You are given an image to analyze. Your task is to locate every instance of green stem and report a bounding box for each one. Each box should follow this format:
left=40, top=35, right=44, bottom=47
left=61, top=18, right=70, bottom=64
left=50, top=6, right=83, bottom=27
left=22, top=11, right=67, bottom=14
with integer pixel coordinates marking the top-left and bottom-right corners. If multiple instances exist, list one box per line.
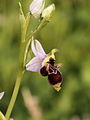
left=5, top=70, right=24, bottom=120
left=5, top=36, right=32, bottom=120
left=26, top=19, right=46, bottom=41
left=5, top=41, right=26, bottom=120
left=5, top=15, right=46, bottom=120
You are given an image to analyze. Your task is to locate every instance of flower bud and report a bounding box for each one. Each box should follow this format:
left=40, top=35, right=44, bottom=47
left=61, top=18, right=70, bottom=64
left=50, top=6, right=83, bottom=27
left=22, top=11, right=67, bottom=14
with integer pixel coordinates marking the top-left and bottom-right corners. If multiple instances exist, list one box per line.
left=41, top=4, right=55, bottom=21
left=29, top=0, right=45, bottom=19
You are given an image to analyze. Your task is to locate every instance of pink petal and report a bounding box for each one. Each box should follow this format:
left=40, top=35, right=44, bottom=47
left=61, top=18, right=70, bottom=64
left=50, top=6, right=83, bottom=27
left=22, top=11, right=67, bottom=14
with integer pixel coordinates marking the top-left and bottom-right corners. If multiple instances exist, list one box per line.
left=0, top=92, right=4, bottom=100
left=35, top=40, right=46, bottom=56
left=31, top=40, right=46, bottom=57
left=31, top=40, right=38, bottom=56
left=26, top=57, right=43, bottom=72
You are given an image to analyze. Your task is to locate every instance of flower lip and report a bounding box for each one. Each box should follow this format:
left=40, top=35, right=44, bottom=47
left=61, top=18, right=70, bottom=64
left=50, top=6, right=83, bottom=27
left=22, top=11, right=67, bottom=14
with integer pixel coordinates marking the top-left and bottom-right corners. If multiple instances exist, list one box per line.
left=40, top=65, right=48, bottom=76
left=48, top=70, right=62, bottom=85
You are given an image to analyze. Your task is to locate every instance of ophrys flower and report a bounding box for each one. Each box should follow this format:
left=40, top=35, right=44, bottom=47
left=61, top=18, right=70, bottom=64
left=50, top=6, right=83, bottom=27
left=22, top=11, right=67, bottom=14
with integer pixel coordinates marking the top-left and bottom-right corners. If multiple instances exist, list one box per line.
left=26, top=40, right=62, bottom=91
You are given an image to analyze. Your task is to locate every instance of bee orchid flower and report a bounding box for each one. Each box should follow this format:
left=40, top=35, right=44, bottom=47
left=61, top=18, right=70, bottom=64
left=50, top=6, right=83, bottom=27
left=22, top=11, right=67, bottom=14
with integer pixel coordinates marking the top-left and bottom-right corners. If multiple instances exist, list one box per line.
left=26, top=40, right=62, bottom=91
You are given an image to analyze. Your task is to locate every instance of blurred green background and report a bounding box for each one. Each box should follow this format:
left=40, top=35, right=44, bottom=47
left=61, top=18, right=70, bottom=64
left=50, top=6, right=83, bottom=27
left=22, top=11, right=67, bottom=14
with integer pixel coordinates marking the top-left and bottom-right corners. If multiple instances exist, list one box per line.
left=0, top=0, right=90, bottom=120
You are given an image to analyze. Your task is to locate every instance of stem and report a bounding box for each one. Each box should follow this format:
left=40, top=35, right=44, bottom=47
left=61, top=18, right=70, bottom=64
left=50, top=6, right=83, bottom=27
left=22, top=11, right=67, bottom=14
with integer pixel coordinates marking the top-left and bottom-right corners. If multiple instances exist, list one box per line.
left=5, top=36, right=32, bottom=120
left=26, top=19, right=46, bottom=41
left=5, top=41, right=26, bottom=120
left=5, top=13, right=46, bottom=120
left=5, top=28, right=35, bottom=120
left=5, top=70, right=24, bottom=120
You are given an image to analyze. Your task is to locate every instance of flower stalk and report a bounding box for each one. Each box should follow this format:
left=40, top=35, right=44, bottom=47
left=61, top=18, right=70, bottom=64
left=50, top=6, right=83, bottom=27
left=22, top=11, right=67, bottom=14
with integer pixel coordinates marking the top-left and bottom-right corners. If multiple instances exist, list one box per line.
left=5, top=70, right=23, bottom=120
left=5, top=3, right=30, bottom=120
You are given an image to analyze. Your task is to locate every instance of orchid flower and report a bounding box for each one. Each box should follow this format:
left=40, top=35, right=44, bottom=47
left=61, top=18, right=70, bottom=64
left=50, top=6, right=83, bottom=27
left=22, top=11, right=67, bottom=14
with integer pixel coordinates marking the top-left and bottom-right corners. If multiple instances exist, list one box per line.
left=29, top=0, right=45, bottom=19
left=0, top=92, right=4, bottom=100
left=26, top=40, right=62, bottom=91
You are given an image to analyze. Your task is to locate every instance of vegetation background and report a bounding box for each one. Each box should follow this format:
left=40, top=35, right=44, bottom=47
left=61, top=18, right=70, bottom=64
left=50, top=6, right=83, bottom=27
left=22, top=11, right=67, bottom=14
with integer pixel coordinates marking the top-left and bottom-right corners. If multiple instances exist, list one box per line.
left=0, top=0, right=90, bottom=120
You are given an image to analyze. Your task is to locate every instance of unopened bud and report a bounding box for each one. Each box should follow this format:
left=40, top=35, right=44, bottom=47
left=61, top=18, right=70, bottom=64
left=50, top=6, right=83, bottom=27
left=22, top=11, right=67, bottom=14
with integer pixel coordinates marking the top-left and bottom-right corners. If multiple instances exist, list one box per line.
left=41, top=4, right=55, bottom=21
left=29, top=0, right=45, bottom=19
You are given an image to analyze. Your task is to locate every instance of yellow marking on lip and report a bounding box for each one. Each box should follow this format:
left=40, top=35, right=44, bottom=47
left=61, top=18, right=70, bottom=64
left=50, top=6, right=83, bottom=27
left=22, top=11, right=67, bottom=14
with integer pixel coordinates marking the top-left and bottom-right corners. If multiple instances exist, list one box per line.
left=53, top=86, right=61, bottom=92
left=53, top=82, right=62, bottom=92
left=42, top=49, right=58, bottom=66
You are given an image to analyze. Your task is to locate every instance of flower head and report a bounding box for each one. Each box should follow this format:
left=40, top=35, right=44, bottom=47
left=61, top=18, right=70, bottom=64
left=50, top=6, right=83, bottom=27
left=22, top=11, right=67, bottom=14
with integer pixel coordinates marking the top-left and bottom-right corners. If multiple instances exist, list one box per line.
left=26, top=40, right=62, bottom=91
left=29, top=0, right=45, bottom=19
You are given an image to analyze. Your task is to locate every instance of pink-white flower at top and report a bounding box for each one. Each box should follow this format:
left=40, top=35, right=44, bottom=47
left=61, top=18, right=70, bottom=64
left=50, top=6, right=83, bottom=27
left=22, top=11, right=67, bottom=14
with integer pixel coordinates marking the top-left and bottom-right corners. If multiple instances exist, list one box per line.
left=29, top=0, right=45, bottom=19
left=0, top=92, right=4, bottom=100
left=26, top=40, right=47, bottom=72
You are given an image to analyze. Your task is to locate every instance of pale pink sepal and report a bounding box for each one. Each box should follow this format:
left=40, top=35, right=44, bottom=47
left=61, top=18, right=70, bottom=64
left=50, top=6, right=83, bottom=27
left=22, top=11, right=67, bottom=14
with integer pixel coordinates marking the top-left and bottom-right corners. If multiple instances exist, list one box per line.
left=31, top=40, right=38, bottom=56
left=26, top=56, right=43, bottom=72
left=31, top=40, right=46, bottom=57
left=0, top=92, right=4, bottom=100
left=26, top=40, right=47, bottom=72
